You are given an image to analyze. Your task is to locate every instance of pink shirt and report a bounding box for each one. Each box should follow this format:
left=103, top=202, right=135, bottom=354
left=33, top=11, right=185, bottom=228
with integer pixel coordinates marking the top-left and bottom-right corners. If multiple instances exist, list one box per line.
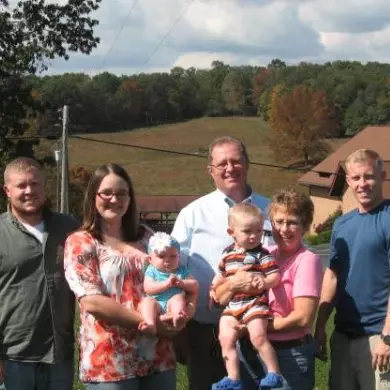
left=266, top=246, right=323, bottom=341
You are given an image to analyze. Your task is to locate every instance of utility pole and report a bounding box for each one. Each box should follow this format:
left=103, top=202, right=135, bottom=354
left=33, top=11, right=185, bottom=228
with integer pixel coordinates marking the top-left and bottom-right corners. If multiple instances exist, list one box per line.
left=60, top=105, right=69, bottom=214
left=54, top=148, right=61, bottom=212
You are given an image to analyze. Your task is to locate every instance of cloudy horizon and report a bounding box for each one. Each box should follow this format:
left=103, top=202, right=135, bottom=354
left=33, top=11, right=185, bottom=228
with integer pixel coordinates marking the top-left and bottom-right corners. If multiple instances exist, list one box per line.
left=43, top=0, right=390, bottom=75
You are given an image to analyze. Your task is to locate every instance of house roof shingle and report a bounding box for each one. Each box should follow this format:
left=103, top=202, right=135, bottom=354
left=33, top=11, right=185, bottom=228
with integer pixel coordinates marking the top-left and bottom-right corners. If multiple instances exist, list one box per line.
left=299, top=126, right=390, bottom=188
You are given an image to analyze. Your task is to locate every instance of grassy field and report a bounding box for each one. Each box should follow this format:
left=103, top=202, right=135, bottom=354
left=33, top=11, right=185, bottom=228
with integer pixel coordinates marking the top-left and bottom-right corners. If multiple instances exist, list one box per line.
left=64, top=116, right=302, bottom=197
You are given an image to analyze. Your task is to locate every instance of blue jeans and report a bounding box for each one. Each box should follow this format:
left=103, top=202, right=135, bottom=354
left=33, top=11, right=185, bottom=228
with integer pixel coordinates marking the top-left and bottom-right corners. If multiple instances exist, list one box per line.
left=3, top=360, right=73, bottom=390
left=238, top=336, right=315, bottom=390
left=85, top=369, right=176, bottom=390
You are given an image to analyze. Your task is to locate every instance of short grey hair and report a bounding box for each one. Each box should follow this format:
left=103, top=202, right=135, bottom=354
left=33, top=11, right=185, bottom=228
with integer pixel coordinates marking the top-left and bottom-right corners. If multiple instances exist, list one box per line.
left=207, top=136, right=249, bottom=167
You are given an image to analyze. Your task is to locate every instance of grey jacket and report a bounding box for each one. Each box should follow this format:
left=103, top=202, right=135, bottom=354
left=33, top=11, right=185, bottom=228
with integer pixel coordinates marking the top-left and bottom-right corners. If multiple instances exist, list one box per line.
left=0, top=208, right=79, bottom=363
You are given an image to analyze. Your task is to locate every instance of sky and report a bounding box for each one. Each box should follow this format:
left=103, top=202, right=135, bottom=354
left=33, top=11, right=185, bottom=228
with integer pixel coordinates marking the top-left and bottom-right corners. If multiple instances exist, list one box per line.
left=45, top=0, right=390, bottom=75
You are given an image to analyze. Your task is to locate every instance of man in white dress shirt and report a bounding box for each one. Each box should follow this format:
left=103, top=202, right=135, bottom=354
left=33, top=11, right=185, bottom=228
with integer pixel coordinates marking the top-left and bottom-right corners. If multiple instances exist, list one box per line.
left=172, top=136, right=271, bottom=390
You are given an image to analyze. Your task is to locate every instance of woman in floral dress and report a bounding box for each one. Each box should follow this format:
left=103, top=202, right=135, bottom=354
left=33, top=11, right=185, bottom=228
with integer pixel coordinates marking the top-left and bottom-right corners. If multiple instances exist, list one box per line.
left=64, top=163, right=176, bottom=390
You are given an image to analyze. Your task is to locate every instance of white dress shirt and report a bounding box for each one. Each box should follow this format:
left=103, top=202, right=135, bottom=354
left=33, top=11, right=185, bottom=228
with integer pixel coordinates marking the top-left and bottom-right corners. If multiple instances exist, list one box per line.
left=171, top=189, right=272, bottom=324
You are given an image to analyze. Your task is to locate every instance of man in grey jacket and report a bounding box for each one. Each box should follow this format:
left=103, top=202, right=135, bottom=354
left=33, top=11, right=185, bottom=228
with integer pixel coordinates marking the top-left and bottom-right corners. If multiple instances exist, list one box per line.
left=0, top=157, right=79, bottom=390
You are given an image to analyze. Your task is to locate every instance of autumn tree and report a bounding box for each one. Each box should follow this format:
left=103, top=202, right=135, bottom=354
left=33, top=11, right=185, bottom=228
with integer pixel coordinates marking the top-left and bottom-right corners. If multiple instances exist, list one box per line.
left=268, top=85, right=338, bottom=167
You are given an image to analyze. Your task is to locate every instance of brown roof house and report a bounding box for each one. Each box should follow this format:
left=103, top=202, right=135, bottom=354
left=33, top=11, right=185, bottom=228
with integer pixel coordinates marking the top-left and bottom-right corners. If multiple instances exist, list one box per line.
left=299, top=126, right=390, bottom=233
left=137, top=195, right=199, bottom=233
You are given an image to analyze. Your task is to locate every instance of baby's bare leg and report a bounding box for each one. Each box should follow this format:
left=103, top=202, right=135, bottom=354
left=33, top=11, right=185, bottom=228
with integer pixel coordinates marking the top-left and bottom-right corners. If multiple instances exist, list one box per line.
left=166, top=293, right=187, bottom=328
left=219, top=315, right=241, bottom=380
left=139, top=297, right=160, bottom=335
left=246, top=317, right=280, bottom=374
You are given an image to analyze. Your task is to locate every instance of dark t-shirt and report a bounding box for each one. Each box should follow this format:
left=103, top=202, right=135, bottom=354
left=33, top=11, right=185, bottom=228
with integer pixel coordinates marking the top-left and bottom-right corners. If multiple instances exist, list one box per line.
left=330, top=200, right=390, bottom=335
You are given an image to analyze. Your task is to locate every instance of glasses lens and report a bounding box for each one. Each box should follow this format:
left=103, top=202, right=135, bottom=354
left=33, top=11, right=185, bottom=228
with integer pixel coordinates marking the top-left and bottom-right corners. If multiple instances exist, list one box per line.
left=98, top=191, right=129, bottom=200
left=214, top=160, right=243, bottom=170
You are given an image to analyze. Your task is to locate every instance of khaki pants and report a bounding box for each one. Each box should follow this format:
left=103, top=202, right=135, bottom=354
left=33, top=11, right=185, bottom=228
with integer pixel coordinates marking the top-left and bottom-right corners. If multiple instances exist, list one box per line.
left=330, top=330, right=390, bottom=390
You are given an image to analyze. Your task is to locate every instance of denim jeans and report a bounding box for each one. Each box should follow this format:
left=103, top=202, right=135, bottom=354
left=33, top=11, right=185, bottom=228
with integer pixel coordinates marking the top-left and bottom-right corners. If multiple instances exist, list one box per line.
left=85, top=369, right=176, bottom=390
left=238, top=336, right=315, bottom=390
left=3, top=359, right=73, bottom=390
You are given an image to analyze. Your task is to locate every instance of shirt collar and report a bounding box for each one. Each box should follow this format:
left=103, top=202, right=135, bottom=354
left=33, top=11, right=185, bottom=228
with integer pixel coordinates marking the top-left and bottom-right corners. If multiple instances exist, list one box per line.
left=216, top=186, right=253, bottom=208
left=7, top=204, right=50, bottom=230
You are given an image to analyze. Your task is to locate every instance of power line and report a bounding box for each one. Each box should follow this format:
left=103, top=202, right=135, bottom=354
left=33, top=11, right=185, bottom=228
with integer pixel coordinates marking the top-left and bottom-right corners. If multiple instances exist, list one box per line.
left=98, top=0, right=140, bottom=72
left=70, top=134, right=209, bottom=159
left=70, top=135, right=390, bottom=181
left=68, top=134, right=311, bottom=172
left=7, top=133, right=390, bottom=181
left=138, top=0, right=195, bottom=71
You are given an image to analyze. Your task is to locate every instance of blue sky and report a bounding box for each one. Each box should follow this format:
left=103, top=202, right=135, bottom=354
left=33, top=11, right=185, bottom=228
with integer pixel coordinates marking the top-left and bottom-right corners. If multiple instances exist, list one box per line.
left=45, top=0, right=390, bottom=75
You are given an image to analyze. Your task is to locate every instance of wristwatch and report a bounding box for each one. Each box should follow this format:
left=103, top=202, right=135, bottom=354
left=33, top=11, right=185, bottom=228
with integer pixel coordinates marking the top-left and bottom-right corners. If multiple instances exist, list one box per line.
left=381, top=332, right=390, bottom=345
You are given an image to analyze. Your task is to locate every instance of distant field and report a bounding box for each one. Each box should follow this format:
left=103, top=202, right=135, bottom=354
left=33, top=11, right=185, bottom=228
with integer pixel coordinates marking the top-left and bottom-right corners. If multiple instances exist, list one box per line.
left=64, top=117, right=302, bottom=197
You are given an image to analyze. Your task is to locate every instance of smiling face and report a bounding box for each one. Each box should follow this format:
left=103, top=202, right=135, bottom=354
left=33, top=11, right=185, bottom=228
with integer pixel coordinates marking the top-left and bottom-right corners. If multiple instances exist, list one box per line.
left=95, top=173, right=130, bottom=225
left=208, top=142, right=248, bottom=198
left=271, top=206, right=303, bottom=254
left=149, top=246, right=180, bottom=273
left=228, top=215, right=263, bottom=251
left=4, top=168, right=45, bottom=220
left=346, top=160, right=385, bottom=213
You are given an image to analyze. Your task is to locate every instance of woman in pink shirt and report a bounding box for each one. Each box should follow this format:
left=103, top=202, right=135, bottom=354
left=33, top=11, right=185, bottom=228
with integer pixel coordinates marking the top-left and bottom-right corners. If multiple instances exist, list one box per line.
left=216, top=188, right=323, bottom=389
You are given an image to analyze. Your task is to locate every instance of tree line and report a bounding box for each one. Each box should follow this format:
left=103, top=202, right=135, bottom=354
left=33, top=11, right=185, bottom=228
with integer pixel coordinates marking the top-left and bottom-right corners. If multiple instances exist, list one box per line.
left=25, top=59, right=390, bottom=139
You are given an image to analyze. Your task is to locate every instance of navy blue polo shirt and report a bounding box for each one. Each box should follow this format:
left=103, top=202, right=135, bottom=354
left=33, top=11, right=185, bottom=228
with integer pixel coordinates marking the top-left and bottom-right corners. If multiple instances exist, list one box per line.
left=330, top=200, right=390, bottom=336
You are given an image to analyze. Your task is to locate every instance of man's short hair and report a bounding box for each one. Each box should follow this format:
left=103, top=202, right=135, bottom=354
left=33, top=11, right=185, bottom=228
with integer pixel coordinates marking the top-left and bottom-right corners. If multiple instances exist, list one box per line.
left=345, top=149, right=384, bottom=173
left=207, top=136, right=249, bottom=166
left=4, top=157, right=43, bottom=183
left=228, top=203, right=264, bottom=226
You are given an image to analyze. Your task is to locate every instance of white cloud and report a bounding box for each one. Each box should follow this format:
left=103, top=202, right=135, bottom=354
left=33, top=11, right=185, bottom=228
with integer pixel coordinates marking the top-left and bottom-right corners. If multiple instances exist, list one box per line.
left=299, top=0, right=390, bottom=33
left=43, top=0, right=390, bottom=75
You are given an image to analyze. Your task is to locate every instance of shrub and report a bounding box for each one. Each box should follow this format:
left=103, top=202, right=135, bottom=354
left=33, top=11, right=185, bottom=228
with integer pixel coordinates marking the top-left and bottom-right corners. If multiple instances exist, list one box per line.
left=314, top=207, right=342, bottom=234
left=306, top=230, right=332, bottom=246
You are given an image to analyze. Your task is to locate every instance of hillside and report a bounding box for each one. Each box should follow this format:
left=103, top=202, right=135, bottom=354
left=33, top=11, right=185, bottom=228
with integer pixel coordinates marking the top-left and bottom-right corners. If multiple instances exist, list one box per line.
left=62, top=117, right=305, bottom=197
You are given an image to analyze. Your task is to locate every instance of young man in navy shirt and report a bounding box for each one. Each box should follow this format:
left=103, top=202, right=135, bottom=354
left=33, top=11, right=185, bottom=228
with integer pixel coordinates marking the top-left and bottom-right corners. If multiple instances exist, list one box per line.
left=315, top=149, right=390, bottom=390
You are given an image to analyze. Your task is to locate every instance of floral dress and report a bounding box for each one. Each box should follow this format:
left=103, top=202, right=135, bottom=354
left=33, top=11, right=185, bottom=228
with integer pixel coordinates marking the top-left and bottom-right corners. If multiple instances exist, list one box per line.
left=64, top=230, right=175, bottom=383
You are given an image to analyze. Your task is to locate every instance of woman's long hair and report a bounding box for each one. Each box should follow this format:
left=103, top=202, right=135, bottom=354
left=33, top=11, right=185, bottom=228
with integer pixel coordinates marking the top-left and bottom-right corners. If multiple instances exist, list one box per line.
left=81, top=163, right=144, bottom=242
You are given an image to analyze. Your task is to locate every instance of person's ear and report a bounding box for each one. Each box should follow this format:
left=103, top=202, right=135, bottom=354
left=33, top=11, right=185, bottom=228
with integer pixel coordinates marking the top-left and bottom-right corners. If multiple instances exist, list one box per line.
left=3, top=184, right=10, bottom=198
left=346, top=174, right=352, bottom=187
left=227, top=227, right=234, bottom=237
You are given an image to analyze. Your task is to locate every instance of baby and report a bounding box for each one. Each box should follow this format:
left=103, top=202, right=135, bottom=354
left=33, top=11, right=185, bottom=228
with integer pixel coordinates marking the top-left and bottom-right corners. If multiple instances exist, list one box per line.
left=139, top=232, right=199, bottom=334
left=210, top=203, right=283, bottom=390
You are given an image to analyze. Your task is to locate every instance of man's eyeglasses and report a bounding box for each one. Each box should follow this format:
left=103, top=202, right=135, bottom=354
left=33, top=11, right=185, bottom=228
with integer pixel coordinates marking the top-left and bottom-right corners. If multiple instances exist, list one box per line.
left=97, top=190, right=129, bottom=200
left=209, top=160, right=245, bottom=171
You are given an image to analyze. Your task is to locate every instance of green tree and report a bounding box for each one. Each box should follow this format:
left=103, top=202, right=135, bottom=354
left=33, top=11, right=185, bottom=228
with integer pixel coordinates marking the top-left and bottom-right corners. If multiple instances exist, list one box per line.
left=0, top=0, right=102, bottom=171
left=113, top=78, right=145, bottom=128
left=221, top=70, right=246, bottom=115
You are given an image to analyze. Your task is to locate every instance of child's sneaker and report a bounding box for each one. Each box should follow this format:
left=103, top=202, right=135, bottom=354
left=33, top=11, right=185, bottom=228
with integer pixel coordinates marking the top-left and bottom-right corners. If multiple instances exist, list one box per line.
left=212, top=376, right=242, bottom=390
left=259, top=372, right=283, bottom=388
